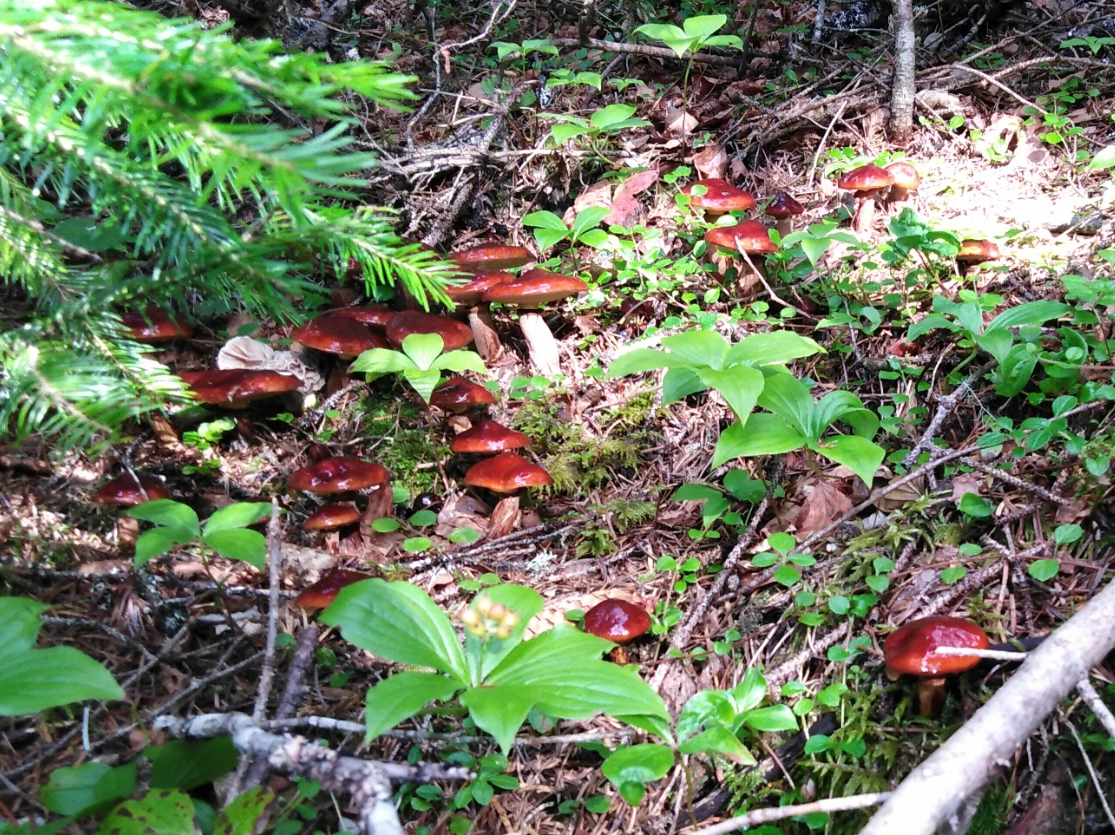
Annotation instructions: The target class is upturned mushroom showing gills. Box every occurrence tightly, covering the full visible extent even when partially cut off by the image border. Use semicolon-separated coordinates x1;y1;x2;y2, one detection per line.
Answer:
121;306;192;342
884;161;920;209
837;164;895;234
451;243;534;274
884;616;990;715
765;192;804;238
681;178;757;216
288;457;390;494
292;315;389;360
92;473;171;506
430;376;496;414
384;311;474;353
179;369;301;409
450;419;530;454
295;568;372;610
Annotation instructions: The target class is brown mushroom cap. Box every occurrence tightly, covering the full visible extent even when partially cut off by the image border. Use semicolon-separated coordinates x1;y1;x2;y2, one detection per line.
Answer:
885;162;921;191
481;269;588;309
179;369;301;409
288;457;390;494
121;306;192;342
92;474;171;506
705;220;777;255
957;240;1001;263
292;315;389;357
583;599;651;645
452;244;534;273
837;164;895;194
682;178;757;214
463;452;553;493
450;419;531;454
765;192;805;220
295;568;372;609
303;503;362;531
445;272;516;307
385;311;474;352
324;305;394;328
884;616;990;679
430;376;496;414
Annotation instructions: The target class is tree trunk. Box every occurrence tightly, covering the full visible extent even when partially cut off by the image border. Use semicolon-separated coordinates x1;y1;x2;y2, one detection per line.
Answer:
889;0;915;145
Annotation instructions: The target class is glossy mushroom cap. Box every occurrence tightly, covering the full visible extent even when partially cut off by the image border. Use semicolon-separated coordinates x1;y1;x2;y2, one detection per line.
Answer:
957;240;1001;263
765;192;804;220
705;220;777;255
445;272;515;307
385;311;474;352
324;305;394;328
481;269;589;309
885;162;921;191
288;457;390;494
122;307;192;342
450;419;531;454
682;178;757;214
303;503;362;531
837;164;895;194
292;315;389;357
295;568;372;609
430;376;496;414
463;452;553;494
583;599;651;645
92;474;171;506
179;369;301;409
884;616;990;679
452;244;534;273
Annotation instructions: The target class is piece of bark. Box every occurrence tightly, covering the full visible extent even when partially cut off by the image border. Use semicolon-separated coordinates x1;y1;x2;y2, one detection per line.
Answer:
469;309;503;363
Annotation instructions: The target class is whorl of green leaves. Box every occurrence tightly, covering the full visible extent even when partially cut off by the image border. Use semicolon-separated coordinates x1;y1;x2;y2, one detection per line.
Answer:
0;0;458;455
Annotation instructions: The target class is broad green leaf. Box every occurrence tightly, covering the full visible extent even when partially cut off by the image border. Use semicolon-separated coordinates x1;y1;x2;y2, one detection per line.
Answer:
0;598;48;655
1088;144;1115;171
712;414;806;467
1028;559;1060;581
522;210;569;231
572;206;612;240
401;333;445;370
478;585;545;678
52;218;126;253
677;690;736;740
699;365;763;424
214;788;274;835
811;390;868;439
662;367;705;404
135;527;193;568
799;235;833;267
40;763;136;817
203;529;266;570
203;503;270;535
703;34;743;49
724;331;823;367
0;647;123;716
994;346;1038;397
985;301;1071;334
757;373;814;437
660;330;730;369
743;704;798;732
550;123;590;146
730;667;767;713
975;328;1014;365
605;348;677;378
836;408;881;440
634;23;690;56
678;727;756;764
350;348;417;375
95;790;200;835
683;13;728;40
488;625;614;681
817;435;885;486
671;484;723;501
365;672;462;742
433;350;488;375
461;684;537;754
320;579;467;681
578;229;610;248
600;744;674;805
150;738;238;792
403;368;443;404
907;313;957;341
959;492;992;518
125;500;199;538
532;226;570;253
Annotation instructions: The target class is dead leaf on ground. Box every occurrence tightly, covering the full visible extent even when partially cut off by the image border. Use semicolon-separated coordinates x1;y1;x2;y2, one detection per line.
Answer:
781;481;853;537
664;105;698;135
692;144;727;179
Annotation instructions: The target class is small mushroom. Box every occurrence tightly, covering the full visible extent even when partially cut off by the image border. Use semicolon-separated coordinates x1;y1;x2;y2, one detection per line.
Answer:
765;193;804;239
837;164;895;234
303;502;362;533
179;369;301;410
681;178;756;216
295;568;372;610
323;305;395;328
385;310;474;353
444;272;516;363
464;452;553;539
884;616;990;715
450;419;530;454
289;457;390;494
885;162;920;211
705;220;778;286
430;376;497;414
92;473;171;506
451;243;535;274
121;306;192;342
583;599;651;664
291;315;389;360
957;240;1001;268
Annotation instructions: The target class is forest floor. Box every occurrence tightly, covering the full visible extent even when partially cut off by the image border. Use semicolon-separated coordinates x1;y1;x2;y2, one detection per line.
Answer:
3;0;1115;832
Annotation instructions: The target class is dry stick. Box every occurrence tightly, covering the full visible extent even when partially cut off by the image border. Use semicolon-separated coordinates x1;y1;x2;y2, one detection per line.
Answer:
253;500;283;721
683;792;892;835
1062;714;1115;830
961;457;1073;506
548;36;740;67
901;361;991;469
1076;678;1115;741
859;575;1115;835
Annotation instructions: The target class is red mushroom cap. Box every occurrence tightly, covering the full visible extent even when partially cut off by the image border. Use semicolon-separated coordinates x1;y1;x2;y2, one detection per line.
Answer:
682;178;757;214
957;240;1001;263
324;305;394;328
837;164;895;193
446;272;516;307
292;316;389;358
179;369;301;409
288;457;390;494
583;599;651;645
884;616;990;679
92;474;171;506
463;452;553;493
765;192;805;220
450;419;531;454
452;244;534;273
430;376;496;414
303;502;362;531
385;311;474;352
121;306;192;342
481;269;588;309
295;568;372;609
705;220;777;255
885;162;921;191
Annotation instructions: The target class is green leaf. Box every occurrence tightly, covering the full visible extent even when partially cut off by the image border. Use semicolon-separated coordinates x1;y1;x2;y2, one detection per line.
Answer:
522;210;569;231
811;390;869;438
461;684;537;754
959;493;993;518
678;727;756;764
985;301;1071;334
605;348;678;378
477;585;545;678
365;672;462;742
125;500;200;538
660;330;730;369
0;647;124;716
817;436;885;486
744;704;798;732
757;373;814;438
203;529;266;570
134;527;192;567
550;123;590;146
320;579;468;681
589;105;639;131
1054;524;1083;546
203;503;270;535
702;34;743;49
150;738;238;791
699;365;764;424
634;23;690;56
95;790;200;835
712;414;806;467
448;527;480;544
52;218;127;253
214;788;274;835
601;744;674;805
402;333;445;370
402;368;443;404
0;598;48;655
683;14;728;41
1088;143;1115;171
402;535;433;553
907;313;958;341
571;206;612;241
671;484;723;501
432;350;488;375
773;565;801;586
724;331;823;367
349;348;417;375
662;367;705;404
799;235;833;268
40;762;137;817
1028;559;1060;582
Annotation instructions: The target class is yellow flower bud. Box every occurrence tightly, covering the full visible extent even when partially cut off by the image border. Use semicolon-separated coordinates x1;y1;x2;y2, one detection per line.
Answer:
475;595;492;617
495;623;513;640
460;608;480;626
502;612;520;628
488;603;506;621
468;623;488;638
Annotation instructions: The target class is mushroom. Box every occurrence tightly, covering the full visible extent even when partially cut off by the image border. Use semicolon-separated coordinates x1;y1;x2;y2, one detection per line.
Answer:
430;376;496;415
837;164;895;234
92;473;171;506
681;179;756;216
384;310;474;353
121;306;192;342
451;243;534;274
178;369;301;410
705;220;778;287
765;193;804;239
443;272;517;363
464;451;553;539
292;315;389;361
884;162;920;211
294;568;372;610
481;269;588;378
323;305;395;328
445;272;516;309
290;456;393;539
303;502;361;533
449;419;530;454
582;598;651;665
957;240;1001;269
884;616;990;716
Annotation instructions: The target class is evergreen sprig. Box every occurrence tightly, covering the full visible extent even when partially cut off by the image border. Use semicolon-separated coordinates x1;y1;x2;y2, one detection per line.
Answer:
0;0;458;455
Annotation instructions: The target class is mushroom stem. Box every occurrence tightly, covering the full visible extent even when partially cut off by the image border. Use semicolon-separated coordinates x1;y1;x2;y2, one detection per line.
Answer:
852;196;876;234
487;495;521;539
358;480;394;539
469;307;504;364
518;312;562;378
917;677;947;716
776;218;794;239
887;184;910;210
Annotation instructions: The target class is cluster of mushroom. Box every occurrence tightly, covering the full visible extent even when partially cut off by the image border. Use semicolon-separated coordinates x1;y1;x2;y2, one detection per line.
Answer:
289;455;392;539
682;178;803;271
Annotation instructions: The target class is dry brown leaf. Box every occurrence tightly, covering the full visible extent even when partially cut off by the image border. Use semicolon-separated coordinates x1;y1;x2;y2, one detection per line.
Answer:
878;475;925;511
615;169;660;200
664;105;698;135
692;144;727;179
782;481;853;536
951;474;983;502
564;180;613;225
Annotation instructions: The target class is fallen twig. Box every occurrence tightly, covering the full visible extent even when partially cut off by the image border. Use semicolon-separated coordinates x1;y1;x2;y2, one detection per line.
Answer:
1076;678;1115;741
683;791;891;834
